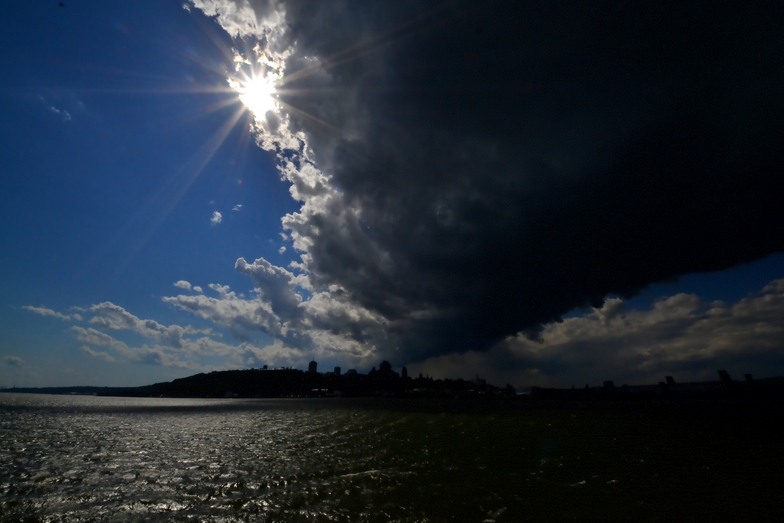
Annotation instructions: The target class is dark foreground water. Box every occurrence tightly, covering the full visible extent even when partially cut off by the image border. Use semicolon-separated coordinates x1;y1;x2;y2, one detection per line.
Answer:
1;394;782;522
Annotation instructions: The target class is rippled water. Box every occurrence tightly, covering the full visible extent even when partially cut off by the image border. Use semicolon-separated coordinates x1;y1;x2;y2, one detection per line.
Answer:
1;394;782;522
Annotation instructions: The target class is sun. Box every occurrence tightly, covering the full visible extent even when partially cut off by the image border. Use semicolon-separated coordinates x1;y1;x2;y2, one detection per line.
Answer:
234;75;277;117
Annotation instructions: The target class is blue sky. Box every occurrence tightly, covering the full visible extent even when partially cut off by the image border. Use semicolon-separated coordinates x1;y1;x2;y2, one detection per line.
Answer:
2;1;783;388
0;2;296;386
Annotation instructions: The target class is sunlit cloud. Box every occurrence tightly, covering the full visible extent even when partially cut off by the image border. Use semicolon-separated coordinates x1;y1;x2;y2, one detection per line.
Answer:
232;204;242;211
210;210;222;225
22;305;81;321
49;106;71;121
3;356;24;367
73;326;191;368
88;302;213;348
163;256;387;366
80;345;116;362
207;283;232;296
413;279;784;387
71;302;302;370
188;0;286;39
174;280;192;290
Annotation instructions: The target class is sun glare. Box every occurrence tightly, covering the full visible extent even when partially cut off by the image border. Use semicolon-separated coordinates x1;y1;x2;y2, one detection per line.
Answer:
235;76;277;117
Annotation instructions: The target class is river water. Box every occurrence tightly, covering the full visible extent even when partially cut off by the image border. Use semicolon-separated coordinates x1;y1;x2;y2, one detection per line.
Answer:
1;393;782;522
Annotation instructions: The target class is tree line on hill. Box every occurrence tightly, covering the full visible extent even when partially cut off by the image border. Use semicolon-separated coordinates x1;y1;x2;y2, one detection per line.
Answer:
0;361;516;399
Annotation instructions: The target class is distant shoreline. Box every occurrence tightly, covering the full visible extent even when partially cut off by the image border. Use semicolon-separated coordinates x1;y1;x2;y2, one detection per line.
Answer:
4;367;783;402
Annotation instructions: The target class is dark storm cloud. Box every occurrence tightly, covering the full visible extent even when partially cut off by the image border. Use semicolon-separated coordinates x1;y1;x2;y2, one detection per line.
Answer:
197;1;784;362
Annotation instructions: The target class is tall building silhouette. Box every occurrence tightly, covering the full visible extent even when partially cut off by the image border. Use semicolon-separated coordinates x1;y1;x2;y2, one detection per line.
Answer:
377;361;398;380
308;360;317;373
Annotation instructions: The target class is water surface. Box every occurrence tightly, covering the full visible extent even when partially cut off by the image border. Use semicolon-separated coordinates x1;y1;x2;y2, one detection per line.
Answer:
1;393;781;521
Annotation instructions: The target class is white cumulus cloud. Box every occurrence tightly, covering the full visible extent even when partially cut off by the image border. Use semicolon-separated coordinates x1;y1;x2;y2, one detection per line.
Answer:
50;106;71;121
4;356;24;367
413;279;784;387
80;345;116;362
163;256;388;366
188;0;285;38
22;306;80;321
87;302;216;348
68;301;304;370
210;211;222;225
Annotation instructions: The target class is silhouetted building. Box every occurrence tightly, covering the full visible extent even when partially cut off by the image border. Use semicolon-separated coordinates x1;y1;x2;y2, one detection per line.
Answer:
744;374;754;383
603;380;615;391
658;382;669;396
376;361;399;381
334;366;341;376
345;369;357;376
718;370;733;388
308;360;317;373
401;366;408;379
666;376;676;386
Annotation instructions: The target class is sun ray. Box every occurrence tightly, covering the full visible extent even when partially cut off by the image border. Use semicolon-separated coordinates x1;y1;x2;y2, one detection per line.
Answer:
98;105;247;285
159;96;244;131
186;14;239;71
232;111;256;172
276;1;457;88
271;97;341;136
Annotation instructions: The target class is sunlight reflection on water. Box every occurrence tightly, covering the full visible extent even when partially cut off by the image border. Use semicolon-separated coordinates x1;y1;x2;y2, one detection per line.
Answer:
1;393;782;522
